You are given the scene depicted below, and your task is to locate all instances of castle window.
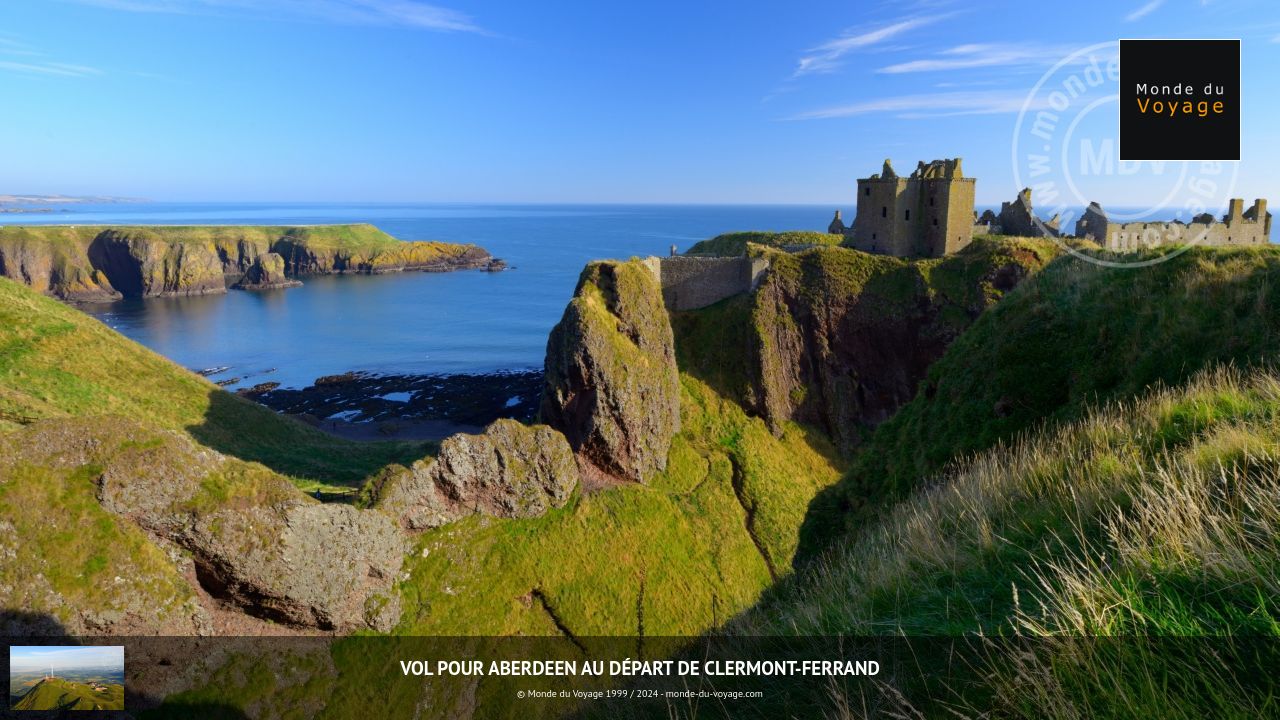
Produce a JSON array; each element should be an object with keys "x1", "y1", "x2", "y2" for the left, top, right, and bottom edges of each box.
[
  {"x1": 881, "y1": 206, "x2": 887, "y2": 218},
  {"x1": 872, "y1": 233, "x2": 877, "y2": 240},
  {"x1": 933, "y1": 218, "x2": 938, "y2": 226},
  {"x1": 929, "y1": 197, "x2": 935, "y2": 207},
  {"x1": 864, "y1": 187, "x2": 870, "y2": 196},
  {"x1": 905, "y1": 210, "x2": 911, "y2": 221}
]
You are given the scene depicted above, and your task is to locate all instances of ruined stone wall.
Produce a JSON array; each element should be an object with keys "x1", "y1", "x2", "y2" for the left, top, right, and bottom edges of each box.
[
  {"x1": 642, "y1": 256, "x2": 769, "y2": 311},
  {"x1": 1076, "y1": 199, "x2": 1271, "y2": 250}
]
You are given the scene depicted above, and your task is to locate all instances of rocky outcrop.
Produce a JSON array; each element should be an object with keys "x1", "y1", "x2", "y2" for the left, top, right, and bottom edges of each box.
[
  {"x1": 272, "y1": 235, "x2": 492, "y2": 275},
  {"x1": 0, "y1": 224, "x2": 493, "y2": 301},
  {"x1": 541, "y1": 259, "x2": 681, "y2": 484},
  {"x1": 375, "y1": 419, "x2": 577, "y2": 530},
  {"x1": 179, "y1": 503, "x2": 405, "y2": 632},
  {"x1": 234, "y1": 252, "x2": 302, "y2": 290},
  {"x1": 0, "y1": 417, "x2": 405, "y2": 633}
]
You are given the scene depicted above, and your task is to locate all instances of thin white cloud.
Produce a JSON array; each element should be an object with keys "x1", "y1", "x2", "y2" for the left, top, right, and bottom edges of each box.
[
  {"x1": 0, "y1": 60, "x2": 103, "y2": 77},
  {"x1": 877, "y1": 43, "x2": 1086, "y2": 74},
  {"x1": 0, "y1": 36, "x2": 103, "y2": 77},
  {"x1": 788, "y1": 90, "x2": 1051, "y2": 120},
  {"x1": 61, "y1": 0, "x2": 486, "y2": 33},
  {"x1": 1125, "y1": 0, "x2": 1165, "y2": 21},
  {"x1": 794, "y1": 14, "x2": 951, "y2": 77}
]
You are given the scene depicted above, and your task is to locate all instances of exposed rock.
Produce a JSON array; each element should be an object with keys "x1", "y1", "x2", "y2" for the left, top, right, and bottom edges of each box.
[
  {"x1": 375, "y1": 419, "x2": 578, "y2": 530},
  {"x1": 234, "y1": 252, "x2": 302, "y2": 290},
  {"x1": 88, "y1": 229, "x2": 227, "y2": 298},
  {"x1": 182, "y1": 503, "x2": 405, "y2": 632},
  {"x1": 0, "y1": 417, "x2": 405, "y2": 633},
  {"x1": 541, "y1": 259, "x2": 681, "y2": 484}
]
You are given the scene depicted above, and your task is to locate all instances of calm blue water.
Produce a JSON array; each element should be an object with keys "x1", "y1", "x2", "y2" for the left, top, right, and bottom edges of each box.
[{"x1": 6, "y1": 203, "x2": 831, "y2": 389}]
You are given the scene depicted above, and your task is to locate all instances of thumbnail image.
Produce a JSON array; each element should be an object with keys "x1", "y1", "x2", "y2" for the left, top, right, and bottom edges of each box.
[{"x1": 9, "y1": 646, "x2": 125, "y2": 712}]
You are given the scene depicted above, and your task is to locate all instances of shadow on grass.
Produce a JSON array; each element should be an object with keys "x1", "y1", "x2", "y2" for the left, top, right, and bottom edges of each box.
[{"x1": 186, "y1": 388, "x2": 432, "y2": 489}]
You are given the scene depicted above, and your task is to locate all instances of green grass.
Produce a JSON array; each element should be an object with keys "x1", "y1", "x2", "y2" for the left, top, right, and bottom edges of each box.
[
  {"x1": 12, "y1": 677, "x2": 124, "y2": 711},
  {"x1": 701, "y1": 366, "x2": 1280, "y2": 718},
  {"x1": 685, "y1": 230, "x2": 844, "y2": 256},
  {"x1": 0, "y1": 222, "x2": 420, "y2": 254},
  {"x1": 0, "y1": 276, "x2": 426, "y2": 489},
  {"x1": 392, "y1": 375, "x2": 843, "y2": 638},
  {"x1": 820, "y1": 244, "x2": 1280, "y2": 538},
  {"x1": 0, "y1": 459, "x2": 195, "y2": 630}
]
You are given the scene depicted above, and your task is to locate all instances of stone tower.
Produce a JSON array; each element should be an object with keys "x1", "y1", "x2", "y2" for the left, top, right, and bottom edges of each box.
[{"x1": 849, "y1": 158, "x2": 976, "y2": 257}]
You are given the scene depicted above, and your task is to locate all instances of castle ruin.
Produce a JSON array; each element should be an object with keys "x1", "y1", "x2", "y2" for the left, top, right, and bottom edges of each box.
[
  {"x1": 973, "y1": 188, "x2": 1061, "y2": 238},
  {"x1": 828, "y1": 158, "x2": 976, "y2": 258},
  {"x1": 829, "y1": 159, "x2": 1271, "y2": 256},
  {"x1": 1075, "y1": 199, "x2": 1271, "y2": 250}
]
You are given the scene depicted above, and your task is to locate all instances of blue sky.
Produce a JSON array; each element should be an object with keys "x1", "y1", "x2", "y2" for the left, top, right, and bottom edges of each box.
[
  {"x1": 9, "y1": 645, "x2": 123, "y2": 671},
  {"x1": 2, "y1": 0, "x2": 1279, "y2": 205}
]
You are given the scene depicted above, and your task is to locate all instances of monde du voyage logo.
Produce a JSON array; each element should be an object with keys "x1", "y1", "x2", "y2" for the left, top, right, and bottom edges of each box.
[{"x1": 1120, "y1": 39, "x2": 1240, "y2": 161}]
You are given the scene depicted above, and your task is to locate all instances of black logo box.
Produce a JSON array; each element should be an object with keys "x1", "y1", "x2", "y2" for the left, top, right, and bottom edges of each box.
[{"x1": 1120, "y1": 39, "x2": 1240, "y2": 161}]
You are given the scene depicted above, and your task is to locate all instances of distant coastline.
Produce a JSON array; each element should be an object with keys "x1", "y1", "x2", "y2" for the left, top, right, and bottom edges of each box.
[{"x1": 0, "y1": 193, "x2": 148, "y2": 205}]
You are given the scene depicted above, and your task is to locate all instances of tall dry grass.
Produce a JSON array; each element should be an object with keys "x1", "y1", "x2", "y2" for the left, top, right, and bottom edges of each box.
[{"x1": 729, "y1": 366, "x2": 1280, "y2": 717}]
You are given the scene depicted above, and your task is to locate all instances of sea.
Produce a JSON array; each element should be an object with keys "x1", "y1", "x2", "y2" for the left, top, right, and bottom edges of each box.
[{"x1": 5, "y1": 203, "x2": 840, "y2": 389}]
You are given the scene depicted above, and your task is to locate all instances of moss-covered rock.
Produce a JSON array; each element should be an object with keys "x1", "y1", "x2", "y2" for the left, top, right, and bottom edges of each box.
[
  {"x1": 375, "y1": 419, "x2": 577, "y2": 530},
  {"x1": 0, "y1": 416, "x2": 406, "y2": 633},
  {"x1": 541, "y1": 259, "x2": 681, "y2": 484}
]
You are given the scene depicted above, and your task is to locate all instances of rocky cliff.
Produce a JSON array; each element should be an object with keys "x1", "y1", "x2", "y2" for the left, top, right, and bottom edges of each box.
[
  {"x1": 0, "y1": 224, "x2": 492, "y2": 301},
  {"x1": 233, "y1": 252, "x2": 301, "y2": 290},
  {"x1": 374, "y1": 419, "x2": 578, "y2": 530},
  {"x1": 673, "y1": 238, "x2": 1057, "y2": 455},
  {"x1": 541, "y1": 259, "x2": 681, "y2": 484}
]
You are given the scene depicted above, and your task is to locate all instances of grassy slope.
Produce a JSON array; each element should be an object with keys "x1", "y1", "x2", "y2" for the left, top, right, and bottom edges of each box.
[
  {"x1": 0, "y1": 276, "x2": 425, "y2": 490},
  {"x1": 685, "y1": 230, "x2": 844, "y2": 256},
  {"x1": 12, "y1": 678, "x2": 124, "y2": 711},
  {"x1": 818, "y1": 244, "x2": 1280, "y2": 534},
  {"x1": 709, "y1": 366, "x2": 1280, "y2": 717},
  {"x1": 686, "y1": 245, "x2": 1280, "y2": 717},
  {"x1": 393, "y1": 375, "x2": 843, "y2": 637}
]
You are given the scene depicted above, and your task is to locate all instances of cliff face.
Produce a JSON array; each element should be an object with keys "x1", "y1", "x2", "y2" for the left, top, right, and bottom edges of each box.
[
  {"x1": 87, "y1": 229, "x2": 226, "y2": 298},
  {"x1": 745, "y1": 240, "x2": 1055, "y2": 453},
  {"x1": 541, "y1": 259, "x2": 681, "y2": 484},
  {"x1": 0, "y1": 224, "x2": 492, "y2": 301},
  {"x1": 673, "y1": 239, "x2": 1057, "y2": 455}
]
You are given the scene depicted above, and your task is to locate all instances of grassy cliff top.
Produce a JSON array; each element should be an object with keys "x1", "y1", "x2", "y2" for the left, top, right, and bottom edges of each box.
[
  {"x1": 685, "y1": 230, "x2": 845, "y2": 256},
  {"x1": 0, "y1": 223, "x2": 479, "y2": 253},
  {"x1": 13, "y1": 677, "x2": 124, "y2": 711},
  {"x1": 0, "y1": 276, "x2": 424, "y2": 488}
]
